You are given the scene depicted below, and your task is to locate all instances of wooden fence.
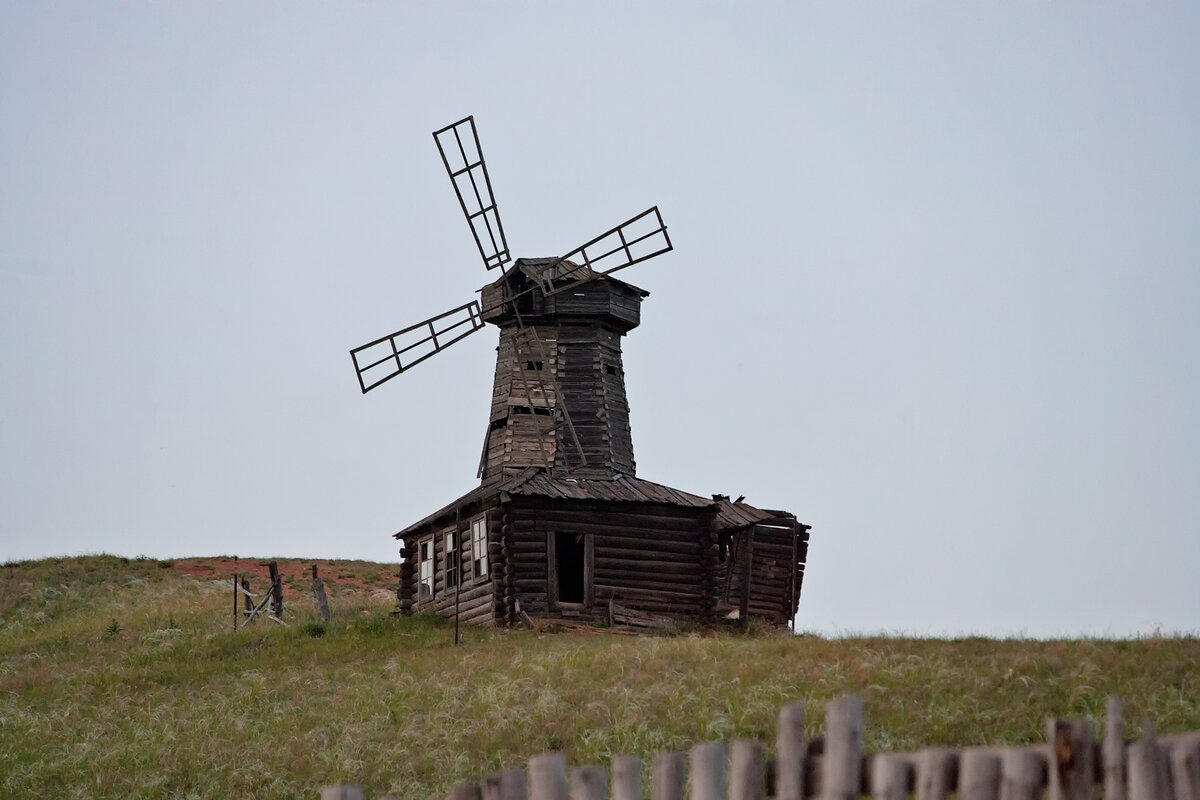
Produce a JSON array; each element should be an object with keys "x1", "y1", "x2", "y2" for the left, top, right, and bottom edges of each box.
[{"x1": 323, "y1": 694, "x2": 1200, "y2": 800}]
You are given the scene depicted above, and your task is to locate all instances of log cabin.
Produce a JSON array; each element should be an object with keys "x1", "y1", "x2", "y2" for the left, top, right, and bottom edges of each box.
[{"x1": 392, "y1": 259, "x2": 811, "y2": 628}]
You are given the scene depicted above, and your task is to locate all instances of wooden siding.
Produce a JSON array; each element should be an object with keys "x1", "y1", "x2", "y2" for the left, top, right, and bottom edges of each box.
[
  {"x1": 715, "y1": 525, "x2": 807, "y2": 625},
  {"x1": 502, "y1": 498, "x2": 711, "y2": 620},
  {"x1": 397, "y1": 501, "x2": 503, "y2": 627}
]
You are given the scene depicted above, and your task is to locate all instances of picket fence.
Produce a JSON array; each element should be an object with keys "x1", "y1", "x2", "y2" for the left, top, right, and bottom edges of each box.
[{"x1": 324, "y1": 694, "x2": 1200, "y2": 800}]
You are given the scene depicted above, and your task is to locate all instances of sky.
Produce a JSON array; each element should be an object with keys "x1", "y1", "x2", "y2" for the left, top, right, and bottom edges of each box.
[{"x1": 1, "y1": 3, "x2": 1197, "y2": 637}]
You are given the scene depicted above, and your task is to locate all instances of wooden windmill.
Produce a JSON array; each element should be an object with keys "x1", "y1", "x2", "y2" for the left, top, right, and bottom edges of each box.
[
  {"x1": 348, "y1": 117, "x2": 811, "y2": 630},
  {"x1": 350, "y1": 116, "x2": 671, "y2": 483}
]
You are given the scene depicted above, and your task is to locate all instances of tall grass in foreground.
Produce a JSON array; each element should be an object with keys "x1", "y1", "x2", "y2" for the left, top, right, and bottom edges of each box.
[{"x1": 1, "y1": 555, "x2": 1196, "y2": 800}]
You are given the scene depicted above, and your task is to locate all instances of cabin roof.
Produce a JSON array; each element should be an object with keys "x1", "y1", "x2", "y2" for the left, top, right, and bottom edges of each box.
[
  {"x1": 393, "y1": 468, "x2": 799, "y2": 539},
  {"x1": 485, "y1": 257, "x2": 649, "y2": 297}
]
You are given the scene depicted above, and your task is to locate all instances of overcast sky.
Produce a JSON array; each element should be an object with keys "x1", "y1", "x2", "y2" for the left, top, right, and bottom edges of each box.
[{"x1": 2, "y1": 3, "x2": 1197, "y2": 637}]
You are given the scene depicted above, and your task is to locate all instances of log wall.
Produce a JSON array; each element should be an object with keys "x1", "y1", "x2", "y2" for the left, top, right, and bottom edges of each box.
[
  {"x1": 504, "y1": 498, "x2": 709, "y2": 619},
  {"x1": 398, "y1": 500, "x2": 503, "y2": 627},
  {"x1": 715, "y1": 525, "x2": 808, "y2": 626}
]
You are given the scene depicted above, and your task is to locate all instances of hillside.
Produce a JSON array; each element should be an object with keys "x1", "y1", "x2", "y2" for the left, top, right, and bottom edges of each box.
[{"x1": 1, "y1": 555, "x2": 1196, "y2": 800}]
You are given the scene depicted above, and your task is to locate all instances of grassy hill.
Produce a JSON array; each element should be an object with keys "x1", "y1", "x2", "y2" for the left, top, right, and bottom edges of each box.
[{"x1": 1, "y1": 555, "x2": 1196, "y2": 799}]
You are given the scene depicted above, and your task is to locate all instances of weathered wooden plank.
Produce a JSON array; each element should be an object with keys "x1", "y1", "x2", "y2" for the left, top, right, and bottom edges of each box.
[
  {"x1": 611, "y1": 755, "x2": 641, "y2": 800},
  {"x1": 451, "y1": 783, "x2": 484, "y2": 800},
  {"x1": 821, "y1": 695, "x2": 863, "y2": 800},
  {"x1": 916, "y1": 748, "x2": 955, "y2": 800},
  {"x1": 1104, "y1": 697, "x2": 1126, "y2": 800},
  {"x1": 999, "y1": 750, "x2": 1044, "y2": 800},
  {"x1": 531, "y1": 754, "x2": 569, "y2": 800},
  {"x1": 690, "y1": 743, "x2": 726, "y2": 800},
  {"x1": 652, "y1": 753, "x2": 686, "y2": 800},
  {"x1": 731, "y1": 739, "x2": 765, "y2": 800},
  {"x1": 776, "y1": 701, "x2": 806, "y2": 800},
  {"x1": 960, "y1": 751, "x2": 1001, "y2": 800},
  {"x1": 569, "y1": 766, "x2": 608, "y2": 800},
  {"x1": 870, "y1": 755, "x2": 911, "y2": 800},
  {"x1": 1048, "y1": 719, "x2": 1094, "y2": 800}
]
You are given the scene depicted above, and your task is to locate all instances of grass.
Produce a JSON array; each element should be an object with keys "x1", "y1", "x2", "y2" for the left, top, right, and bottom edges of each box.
[{"x1": 1, "y1": 555, "x2": 1197, "y2": 799}]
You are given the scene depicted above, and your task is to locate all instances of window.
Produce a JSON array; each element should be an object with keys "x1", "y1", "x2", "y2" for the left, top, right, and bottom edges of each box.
[
  {"x1": 604, "y1": 364, "x2": 618, "y2": 375},
  {"x1": 418, "y1": 537, "x2": 434, "y2": 601},
  {"x1": 470, "y1": 515, "x2": 488, "y2": 579},
  {"x1": 525, "y1": 360, "x2": 544, "y2": 371},
  {"x1": 444, "y1": 530, "x2": 458, "y2": 591}
]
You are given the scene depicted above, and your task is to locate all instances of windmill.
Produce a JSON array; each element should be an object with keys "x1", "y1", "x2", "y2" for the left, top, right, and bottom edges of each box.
[
  {"x1": 349, "y1": 116, "x2": 673, "y2": 483},
  {"x1": 347, "y1": 117, "x2": 811, "y2": 631}
]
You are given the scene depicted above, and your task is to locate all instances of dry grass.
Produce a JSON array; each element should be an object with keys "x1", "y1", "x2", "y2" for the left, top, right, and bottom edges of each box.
[{"x1": 1, "y1": 555, "x2": 1197, "y2": 799}]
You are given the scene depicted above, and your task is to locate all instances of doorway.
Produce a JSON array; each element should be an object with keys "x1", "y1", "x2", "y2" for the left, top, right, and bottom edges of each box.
[{"x1": 553, "y1": 531, "x2": 587, "y2": 606}]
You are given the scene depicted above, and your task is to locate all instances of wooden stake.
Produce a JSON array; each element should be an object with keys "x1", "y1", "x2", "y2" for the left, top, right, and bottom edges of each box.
[
  {"x1": 322, "y1": 788, "x2": 364, "y2": 800},
  {"x1": 451, "y1": 782, "x2": 483, "y2": 800},
  {"x1": 775, "y1": 701, "x2": 806, "y2": 800},
  {"x1": 312, "y1": 564, "x2": 331, "y2": 622},
  {"x1": 652, "y1": 753, "x2": 685, "y2": 800},
  {"x1": 530, "y1": 753, "x2": 568, "y2": 800},
  {"x1": 960, "y1": 751, "x2": 1002, "y2": 800},
  {"x1": 569, "y1": 766, "x2": 608, "y2": 800},
  {"x1": 1048, "y1": 719, "x2": 1095, "y2": 800},
  {"x1": 1171, "y1": 739, "x2": 1200, "y2": 800},
  {"x1": 871, "y1": 754, "x2": 911, "y2": 800},
  {"x1": 1000, "y1": 750, "x2": 1044, "y2": 800},
  {"x1": 730, "y1": 739, "x2": 765, "y2": 800},
  {"x1": 499, "y1": 767, "x2": 528, "y2": 800},
  {"x1": 689, "y1": 742, "x2": 726, "y2": 800},
  {"x1": 1105, "y1": 696, "x2": 1127, "y2": 800},
  {"x1": 611, "y1": 755, "x2": 641, "y2": 800},
  {"x1": 916, "y1": 748, "x2": 954, "y2": 800},
  {"x1": 821, "y1": 694, "x2": 864, "y2": 800}
]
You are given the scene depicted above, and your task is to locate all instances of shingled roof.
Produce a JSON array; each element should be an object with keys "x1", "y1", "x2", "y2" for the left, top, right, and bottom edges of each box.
[{"x1": 393, "y1": 468, "x2": 793, "y2": 539}]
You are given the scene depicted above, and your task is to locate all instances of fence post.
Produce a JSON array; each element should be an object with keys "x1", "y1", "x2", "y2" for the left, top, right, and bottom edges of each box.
[
  {"x1": 960, "y1": 751, "x2": 1001, "y2": 800},
  {"x1": 653, "y1": 752, "x2": 686, "y2": 800},
  {"x1": 776, "y1": 702, "x2": 806, "y2": 800},
  {"x1": 268, "y1": 560, "x2": 283, "y2": 619},
  {"x1": 999, "y1": 750, "x2": 1043, "y2": 800},
  {"x1": 871, "y1": 755, "x2": 911, "y2": 800},
  {"x1": 452, "y1": 783, "x2": 484, "y2": 800},
  {"x1": 1105, "y1": 697, "x2": 1127, "y2": 800},
  {"x1": 1171, "y1": 739, "x2": 1200, "y2": 800},
  {"x1": 731, "y1": 740, "x2": 765, "y2": 800},
  {"x1": 500, "y1": 767, "x2": 529, "y2": 800},
  {"x1": 612, "y1": 755, "x2": 642, "y2": 800},
  {"x1": 1048, "y1": 720, "x2": 1095, "y2": 800},
  {"x1": 531, "y1": 754, "x2": 569, "y2": 800},
  {"x1": 570, "y1": 766, "x2": 608, "y2": 800},
  {"x1": 822, "y1": 694, "x2": 864, "y2": 800},
  {"x1": 1128, "y1": 738, "x2": 1162, "y2": 800},
  {"x1": 322, "y1": 788, "x2": 364, "y2": 800},
  {"x1": 690, "y1": 742, "x2": 726, "y2": 800},
  {"x1": 916, "y1": 748, "x2": 955, "y2": 800},
  {"x1": 312, "y1": 564, "x2": 332, "y2": 622}
]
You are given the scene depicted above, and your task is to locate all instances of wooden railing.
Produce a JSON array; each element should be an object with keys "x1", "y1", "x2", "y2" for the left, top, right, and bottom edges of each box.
[{"x1": 323, "y1": 694, "x2": 1200, "y2": 800}]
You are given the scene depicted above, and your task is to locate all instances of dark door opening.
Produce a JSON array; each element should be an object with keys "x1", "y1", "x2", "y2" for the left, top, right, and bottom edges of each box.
[{"x1": 555, "y1": 531, "x2": 586, "y2": 604}]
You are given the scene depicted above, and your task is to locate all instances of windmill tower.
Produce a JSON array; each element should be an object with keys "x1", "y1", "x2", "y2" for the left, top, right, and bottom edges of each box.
[
  {"x1": 346, "y1": 116, "x2": 810, "y2": 630},
  {"x1": 350, "y1": 117, "x2": 671, "y2": 485}
]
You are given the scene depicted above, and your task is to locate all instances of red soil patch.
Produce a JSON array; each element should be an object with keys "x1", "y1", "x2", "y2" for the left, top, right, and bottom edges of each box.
[{"x1": 171, "y1": 557, "x2": 394, "y2": 598}]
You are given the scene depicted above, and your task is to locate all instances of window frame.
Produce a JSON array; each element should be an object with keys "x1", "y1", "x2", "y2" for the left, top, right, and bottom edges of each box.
[
  {"x1": 470, "y1": 514, "x2": 488, "y2": 581},
  {"x1": 444, "y1": 529, "x2": 459, "y2": 592},
  {"x1": 417, "y1": 535, "x2": 435, "y2": 603}
]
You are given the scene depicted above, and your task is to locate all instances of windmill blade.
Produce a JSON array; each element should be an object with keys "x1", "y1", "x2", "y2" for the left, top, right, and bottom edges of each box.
[
  {"x1": 433, "y1": 116, "x2": 511, "y2": 271},
  {"x1": 536, "y1": 206, "x2": 672, "y2": 298},
  {"x1": 350, "y1": 300, "x2": 485, "y2": 393}
]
